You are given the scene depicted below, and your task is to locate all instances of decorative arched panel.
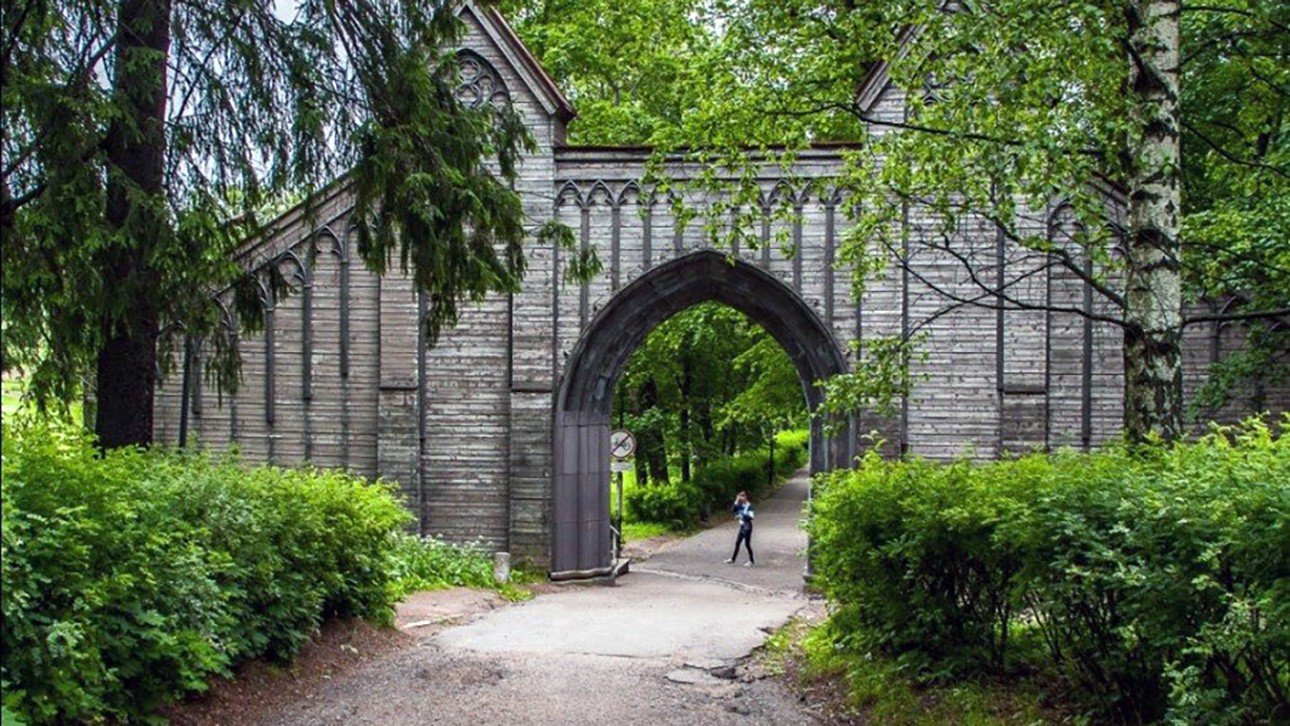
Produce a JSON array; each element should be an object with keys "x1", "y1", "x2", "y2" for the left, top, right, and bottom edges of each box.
[{"x1": 455, "y1": 49, "x2": 510, "y2": 111}]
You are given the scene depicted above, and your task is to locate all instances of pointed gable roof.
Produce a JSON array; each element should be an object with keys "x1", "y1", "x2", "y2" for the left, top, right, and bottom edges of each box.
[
  {"x1": 855, "y1": 26, "x2": 917, "y2": 114},
  {"x1": 456, "y1": 2, "x2": 576, "y2": 123}
]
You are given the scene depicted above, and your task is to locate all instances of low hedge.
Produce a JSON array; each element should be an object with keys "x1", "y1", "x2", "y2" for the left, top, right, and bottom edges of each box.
[
  {"x1": 623, "y1": 481, "x2": 703, "y2": 530},
  {"x1": 1, "y1": 422, "x2": 413, "y2": 724},
  {"x1": 807, "y1": 418, "x2": 1289, "y2": 723},
  {"x1": 626, "y1": 430, "x2": 808, "y2": 528}
]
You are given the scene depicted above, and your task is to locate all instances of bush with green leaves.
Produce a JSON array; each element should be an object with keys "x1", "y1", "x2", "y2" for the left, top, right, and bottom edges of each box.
[
  {"x1": 625, "y1": 480, "x2": 704, "y2": 529},
  {"x1": 1, "y1": 422, "x2": 411, "y2": 724},
  {"x1": 627, "y1": 429, "x2": 808, "y2": 528},
  {"x1": 386, "y1": 532, "x2": 498, "y2": 599},
  {"x1": 807, "y1": 418, "x2": 1289, "y2": 723}
]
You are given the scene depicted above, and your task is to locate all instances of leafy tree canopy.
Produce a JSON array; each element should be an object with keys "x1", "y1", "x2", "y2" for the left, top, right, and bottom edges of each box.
[
  {"x1": 3, "y1": 0, "x2": 534, "y2": 445},
  {"x1": 512, "y1": 0, "x2": 1289, "y2": 437},
  {"x1": 614, "y1": 302, "x2": 806, "y2": 480},
  {"x1": 499, "y1": 0, "x2": 722, "y2": 146}
]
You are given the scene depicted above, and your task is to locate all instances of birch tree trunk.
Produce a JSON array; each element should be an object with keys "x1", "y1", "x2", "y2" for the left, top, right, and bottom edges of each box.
[{"x1": 1123, "y1": 0, "x2": 1184, "y2": 443}]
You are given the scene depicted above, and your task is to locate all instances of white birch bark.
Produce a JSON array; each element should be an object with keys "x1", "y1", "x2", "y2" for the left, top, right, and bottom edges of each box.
[{"x1": 1124, "y1": 0, "x2": 1184, "y2": 442}]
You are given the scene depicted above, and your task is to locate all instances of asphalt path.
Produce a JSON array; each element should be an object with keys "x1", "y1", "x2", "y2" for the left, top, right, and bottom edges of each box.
[
  {"x1": 635, "y1": 471, "x2": 811, "y2": 595},
  {"x1": 273, "y1": 471, "x2": 817, "y2": 725}
]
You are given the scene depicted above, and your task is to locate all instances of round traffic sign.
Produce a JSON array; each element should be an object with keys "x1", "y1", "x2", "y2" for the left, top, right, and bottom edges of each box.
[{"x1": 610, "y1": 429, "x2": 636, "y2": 459}]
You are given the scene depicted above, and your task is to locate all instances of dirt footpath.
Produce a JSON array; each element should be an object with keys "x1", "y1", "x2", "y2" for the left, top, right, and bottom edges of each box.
[{"x1": 177, "y1": 472, "x2": 819, "y2": 725}]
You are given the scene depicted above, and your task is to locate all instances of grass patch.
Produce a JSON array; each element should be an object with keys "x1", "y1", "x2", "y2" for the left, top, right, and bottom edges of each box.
[
  {"x1": 613, "y1": 470, "x2": 693, "y2": 543},
  {"x1": 766, "y1": 616, "x2": 1055, "y2": 725},
  {"x1": 1, "y1": 378, "x2": 26, "y2": 416},
  {"x1": 621, "y1": 521, "x2": 675, "y2": 542},
  {"x1": 615, "y1": 474, "x2": 702, "y2": 542},
  {"x1": 386, "y1": 532, "x2": 534, "y2": 602},
  {"x1": 2, "y1": 377, "x2": 84, "y2": 425}
]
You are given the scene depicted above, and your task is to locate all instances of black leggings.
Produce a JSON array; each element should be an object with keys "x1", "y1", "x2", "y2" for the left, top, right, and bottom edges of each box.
[{"x1": 732, "y1": 527, "x2": 754, "y2": 563}]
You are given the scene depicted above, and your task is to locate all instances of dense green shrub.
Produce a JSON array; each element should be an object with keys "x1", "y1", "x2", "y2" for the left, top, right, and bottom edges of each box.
[
  {"x1": 625, "y1": 481, "x2": 703, "y2": 529},
  {"x1": 626, "y1": 430, "x2": 808, "y2": 528},
  {"x1": 807, "y1": 418, "x2": 1289, "y2": 723},
  {"x1": 1, "y1": 422, "x2": 410, "y2": 724}
]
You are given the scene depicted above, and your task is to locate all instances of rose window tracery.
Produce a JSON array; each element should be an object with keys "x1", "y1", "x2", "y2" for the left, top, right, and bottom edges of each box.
[{"x1": 455, "y1": 50, "x2": 510, "y2": 111}]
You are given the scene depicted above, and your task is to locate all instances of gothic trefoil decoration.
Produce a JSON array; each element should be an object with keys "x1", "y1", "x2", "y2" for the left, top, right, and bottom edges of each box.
[{"x1": 454, "y1": 49, "x2": 510, "y2": 111}]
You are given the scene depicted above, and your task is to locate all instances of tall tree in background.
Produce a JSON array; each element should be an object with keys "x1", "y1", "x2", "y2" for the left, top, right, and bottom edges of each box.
[
  {"x1": 3, "y1": 0, "x2": 532, "y2": 448},
  {"x1": 614, "y1": 303, "x2": 806, "y2": 484},
  {"x1": 515, "y1": 0, "x2": 1287, "y2": 443},
  {"x1": 719, "y1": 0, "x2": 1285, "y2": 443},
  {"x1": 1181, "y1": 3, "x2": 1290, "y2": 416}
]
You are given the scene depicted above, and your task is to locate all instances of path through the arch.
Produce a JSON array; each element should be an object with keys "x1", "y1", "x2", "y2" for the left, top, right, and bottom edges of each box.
[{"x1": 270, "y1": 471, "x2": 817, "y2": 725}]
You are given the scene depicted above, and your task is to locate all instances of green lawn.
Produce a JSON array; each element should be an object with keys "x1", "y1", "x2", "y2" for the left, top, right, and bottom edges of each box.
[
  {"x1": 2, "y1": 377, "x2": 84, "y2": 425},
  {"x1": 2, "y1": 377, "x2": 28, "y2": 416},
  {"x1": 610, "y1": 468, "x2": 676, "y2": 543},
  {"x1": 610, "y1": 466, "x2": 699, "y2": 543},
  {"x1": 621, "y1": 521, "x2": 673, "y2": 541}
]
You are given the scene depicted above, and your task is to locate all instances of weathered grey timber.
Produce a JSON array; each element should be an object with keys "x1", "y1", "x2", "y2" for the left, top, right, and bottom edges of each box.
[
  {"x1": 552, "y1": 251, "x2": 851, "y2": 576},
  {"x1": 153, "y1": 3, "x2": 1287, "y2": 578}
]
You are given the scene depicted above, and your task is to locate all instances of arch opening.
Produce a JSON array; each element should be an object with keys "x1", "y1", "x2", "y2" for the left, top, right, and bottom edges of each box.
[{"x1": 552, "y1": 250, "x2": 853, "y2": 578}]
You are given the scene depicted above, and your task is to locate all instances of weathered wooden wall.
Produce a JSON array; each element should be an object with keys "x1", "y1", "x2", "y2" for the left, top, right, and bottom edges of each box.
[{"x1": 153, "y1": 4, "x2": 1287, "y2": 571}]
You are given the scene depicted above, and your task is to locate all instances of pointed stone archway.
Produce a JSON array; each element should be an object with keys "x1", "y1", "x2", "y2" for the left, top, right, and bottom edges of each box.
[{"x1": 551, "y1": 250, "x2": 853, "y2": 579}]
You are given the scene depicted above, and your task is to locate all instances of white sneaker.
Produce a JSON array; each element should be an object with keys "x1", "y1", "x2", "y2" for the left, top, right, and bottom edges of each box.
[
  {"x1": 743, "y1": 562, "x2": 754, "y2": 567},
  {"x1": 725, "y1": 558, "x2": 735, "y2": 564}
]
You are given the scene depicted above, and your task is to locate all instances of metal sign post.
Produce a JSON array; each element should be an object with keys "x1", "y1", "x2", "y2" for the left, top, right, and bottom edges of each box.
[{"x1": 609, "y1": 430, "x2": 635, "y2": 562}]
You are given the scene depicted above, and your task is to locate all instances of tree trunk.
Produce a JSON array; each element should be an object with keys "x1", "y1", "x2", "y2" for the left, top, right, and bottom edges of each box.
[
  {"x1": 627, "y1": 387, "x2": 649, "y2": 486},
  {"x1": 646, "y1": 437, "x2": 669, "y2": 485},
  {"x1": 679, "y1": 362, "x2": 693, "y2": 483},
  {"x1": 697, "y1": 401, "x2": 714, "y2": 465},
  {"x1": 767, "y1": 430, "x2": 775, "y2": 488},
  {"x1": 638, "y1": 378, "x2": 669, "y2": 485},
  {"x1": 1123, "y1": 0, "x2": 1184, "y2": 443},
  {"x1": 96, "y1": 0, "x2": 171, "y2": 449},
  {"x1": 679, "y1": 410, "x2": 691, "y2": 483}
]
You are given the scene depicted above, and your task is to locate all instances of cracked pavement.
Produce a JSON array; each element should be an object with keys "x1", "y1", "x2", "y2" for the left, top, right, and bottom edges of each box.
[{"x1": 270, "y1": 472, "x2": 817, "y2": 725}]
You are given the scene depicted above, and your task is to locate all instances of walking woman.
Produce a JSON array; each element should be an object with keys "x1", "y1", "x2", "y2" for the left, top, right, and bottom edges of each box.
[{"x1": 726, "y1": 491, "x2": 755, "y2": 566}]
